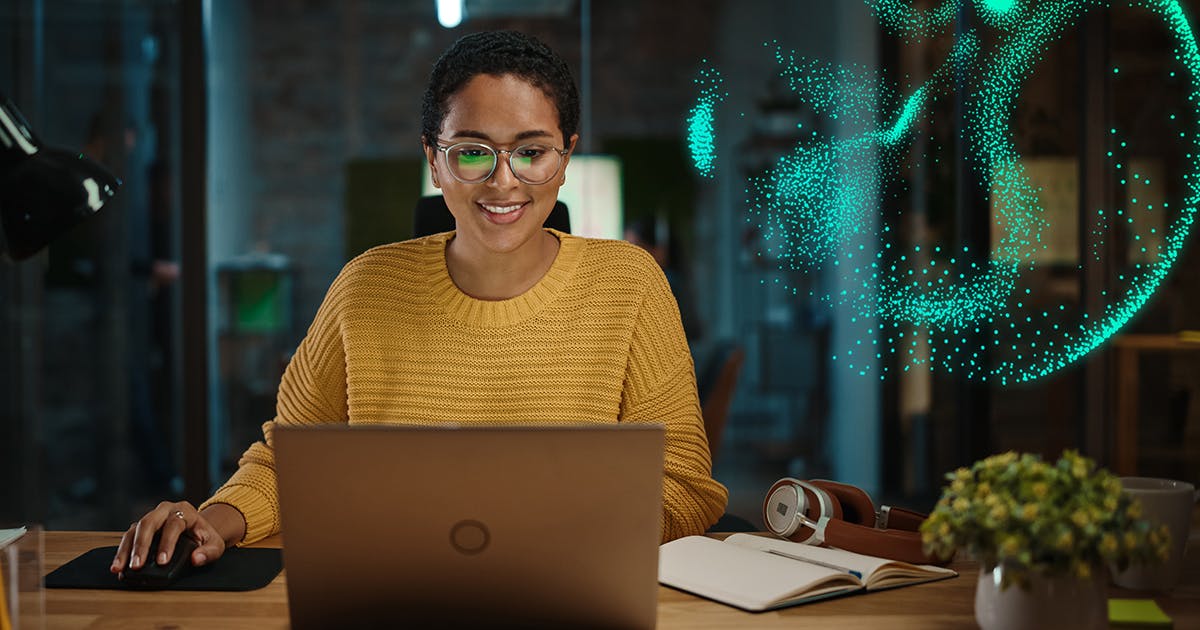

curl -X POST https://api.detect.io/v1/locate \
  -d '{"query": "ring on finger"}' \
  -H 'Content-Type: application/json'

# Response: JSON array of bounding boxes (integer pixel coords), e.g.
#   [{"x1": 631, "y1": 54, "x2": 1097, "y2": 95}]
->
[{"x1": 173, "y1": 510, "x2": 186, "y2": 522}]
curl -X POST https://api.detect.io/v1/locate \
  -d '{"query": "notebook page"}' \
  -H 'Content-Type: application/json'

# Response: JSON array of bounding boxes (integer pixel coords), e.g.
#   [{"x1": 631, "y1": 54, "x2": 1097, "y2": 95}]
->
[
  {"x1": 0, "y1": 527, "x2": 25, "y2": 549},
  {"x1": 659, "y1": 536, "x2": 860, "y2": 611},
  {"x1": 724, "y1": 532, "x2": 954, "y2": 588}
]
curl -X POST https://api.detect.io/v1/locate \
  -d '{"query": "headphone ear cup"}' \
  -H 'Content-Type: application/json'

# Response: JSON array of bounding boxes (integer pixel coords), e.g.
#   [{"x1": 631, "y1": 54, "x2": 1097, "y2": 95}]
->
[
  {"x1": 762, "y1": 479, "x2": 800, "y2": 537},
  {"x1": 762, "y1": 479, "x2": 832, "y2": 544},
  {"x1": 811, "y1": 480, "x2": 875, "y2": 527}
]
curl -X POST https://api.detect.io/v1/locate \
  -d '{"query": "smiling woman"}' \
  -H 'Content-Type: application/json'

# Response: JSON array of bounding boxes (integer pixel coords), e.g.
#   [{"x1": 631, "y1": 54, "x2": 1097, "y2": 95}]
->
[
  {"x1": 427, "y1": 73, "x2": 573, "y2": 299},
  {"x1": 419, "y1": 32, "x2": 582, "y2": 300},
  {"x1": 111, "y1": 30, "x2": 729, "y2": 577}
]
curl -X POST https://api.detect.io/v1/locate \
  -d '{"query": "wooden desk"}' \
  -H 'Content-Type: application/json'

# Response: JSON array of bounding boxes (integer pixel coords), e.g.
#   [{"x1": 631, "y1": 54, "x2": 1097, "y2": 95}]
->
[
  {"x1": 1112, "y1": 333, "x2": 1200, "y2": 475},
  {"x1": 38, "y1": 531, "x2": 1200, "y2": 629}
]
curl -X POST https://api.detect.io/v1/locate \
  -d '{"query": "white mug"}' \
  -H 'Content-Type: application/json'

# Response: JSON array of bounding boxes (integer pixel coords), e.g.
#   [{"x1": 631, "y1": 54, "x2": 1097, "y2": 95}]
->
[{"x1": 1111, "y1": 476, "x2": 1197, "y2": 591}]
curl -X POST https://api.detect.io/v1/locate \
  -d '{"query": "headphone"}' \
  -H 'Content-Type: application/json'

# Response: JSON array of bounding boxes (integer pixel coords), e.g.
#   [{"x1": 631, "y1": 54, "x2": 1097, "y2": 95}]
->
[{"x1": 761, "y1": 478, "x2": 949, "y2": 566}]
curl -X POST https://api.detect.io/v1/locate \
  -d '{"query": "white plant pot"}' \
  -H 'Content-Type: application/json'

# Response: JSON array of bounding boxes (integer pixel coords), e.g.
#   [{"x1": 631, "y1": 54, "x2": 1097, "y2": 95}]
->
[{"x1": 974, "y1": 564, "x2": 1107, "y2": 630}]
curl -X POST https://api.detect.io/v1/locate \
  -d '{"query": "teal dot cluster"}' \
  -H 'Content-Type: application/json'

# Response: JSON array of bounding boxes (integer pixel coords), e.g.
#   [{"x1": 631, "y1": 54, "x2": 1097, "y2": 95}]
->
[
  {"x1": 771, "y1": 42, "x2": 887, "y2": 130},
  {"x1": 870, "y1": 0, "x2": 959, "y2": 39},
  {"x1": 687, "y1": 63, "x2": 725, "y2": 179},
  {"x1": 689, "y1": 0, "x2": 1200, "y2": 383}
]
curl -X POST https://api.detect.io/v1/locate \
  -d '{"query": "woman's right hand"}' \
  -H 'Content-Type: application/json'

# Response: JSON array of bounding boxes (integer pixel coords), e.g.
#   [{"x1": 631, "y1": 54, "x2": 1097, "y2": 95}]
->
[{"x1": 110, "y1": 501, "x2": 231, "y2": 575}]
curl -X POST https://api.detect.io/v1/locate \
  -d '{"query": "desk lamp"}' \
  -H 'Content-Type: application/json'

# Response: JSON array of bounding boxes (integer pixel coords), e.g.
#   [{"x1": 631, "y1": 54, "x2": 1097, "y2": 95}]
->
[{"x1": 0, "y1": 92, "x2": 119, "y2": 262}]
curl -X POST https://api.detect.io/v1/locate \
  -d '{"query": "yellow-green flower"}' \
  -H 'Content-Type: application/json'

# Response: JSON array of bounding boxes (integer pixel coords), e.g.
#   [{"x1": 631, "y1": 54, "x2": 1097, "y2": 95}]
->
[
  {"x1": 1056, "y1": 530, "x2": 1075, "y2": 552},
  {"x1": 986, "y1": 452, "x2": 1018, "y2": 467},
  {"x1": 1152, "y1": 528, "x2": 1171, "y2": 560},
  {"x1": 1073, "y1": 561, "x2": 1092, "y2": 579},
  {"x1": 1148, "y1": 528, "x2": 1169, "y2": 550},
  {"x1": 1031, "y1": 482, "x2": 1048, "y2": 500},
  {"x1": 953, "y1": 497, "x2": 970, "y2": 513},
  {"x1": 1070, "y1": 455, "x2": 1090, "y2": 479},
  {"x1": 1000, "y1": 534, "x2": 1023, "y2": 557},
  {"x1": 1071, "y1": 509, "x2": 1091, "y2": 528},
  {"x1": 1020, "y1": 503, "x2": 1038, "y2": 521},
  {"x1": 953, "y1": 467, "x2": 971, "y2": 484},
  {"x1": 1099, "y1": 533, "x2": 1118, "y2": 556}
]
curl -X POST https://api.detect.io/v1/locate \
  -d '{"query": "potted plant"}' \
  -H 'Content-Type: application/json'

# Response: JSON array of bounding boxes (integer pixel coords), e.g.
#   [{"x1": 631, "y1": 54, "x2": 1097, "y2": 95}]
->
[{"x1": 920, "y1": 450, "x2": 1170, "y2": 630}]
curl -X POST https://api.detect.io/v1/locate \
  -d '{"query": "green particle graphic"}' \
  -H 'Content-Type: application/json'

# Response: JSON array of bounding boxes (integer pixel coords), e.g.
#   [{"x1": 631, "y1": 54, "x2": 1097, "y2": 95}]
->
[{"x1": 688, "y1": 0, "x2": 1200, "y2": 383}]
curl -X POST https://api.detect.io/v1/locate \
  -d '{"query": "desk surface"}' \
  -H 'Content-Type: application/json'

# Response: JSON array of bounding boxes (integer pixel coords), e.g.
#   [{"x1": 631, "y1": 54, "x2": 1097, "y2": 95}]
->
[{"x1": 38, "y1": 531, "x2": 1200, "y2": 629}]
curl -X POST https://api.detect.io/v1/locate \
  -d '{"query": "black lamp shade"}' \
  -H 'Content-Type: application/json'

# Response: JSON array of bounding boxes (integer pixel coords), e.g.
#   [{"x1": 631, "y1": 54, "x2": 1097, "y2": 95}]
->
[
  {"x1": 1, "y1": 149, "x2": 119, "y2": 260},
  {"x1": 0, "y1": 92, "x2": 119, "y2": 262}
]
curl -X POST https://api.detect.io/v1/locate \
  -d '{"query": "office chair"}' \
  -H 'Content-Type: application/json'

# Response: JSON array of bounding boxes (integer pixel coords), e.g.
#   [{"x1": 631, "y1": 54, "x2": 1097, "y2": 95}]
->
[
  {"x1": 697, "y1": 341, "x2": 746, "y2": 465},
  {"x1": 695, "y1": 343, "x2": 756, "y2": 535},
  {"x1": 412, "y1": 195, "x2": 571, "y2": 237}
]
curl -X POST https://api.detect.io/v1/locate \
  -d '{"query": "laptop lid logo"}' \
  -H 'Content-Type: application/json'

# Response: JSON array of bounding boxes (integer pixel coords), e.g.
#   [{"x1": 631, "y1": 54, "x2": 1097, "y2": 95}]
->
[{"x1": 449, "y1": 520, "x2": 491, "y2": 555}]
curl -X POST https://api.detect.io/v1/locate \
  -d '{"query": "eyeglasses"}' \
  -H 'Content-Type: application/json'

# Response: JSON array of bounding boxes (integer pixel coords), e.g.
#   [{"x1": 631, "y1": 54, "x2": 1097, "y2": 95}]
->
[{"x1": 435, "y1": 140, "x2": 569, "y2": 185}]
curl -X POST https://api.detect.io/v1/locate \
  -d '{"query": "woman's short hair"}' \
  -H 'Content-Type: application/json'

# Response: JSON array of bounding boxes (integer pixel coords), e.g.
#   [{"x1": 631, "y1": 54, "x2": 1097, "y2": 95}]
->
[{"x1": 421, "y1": 31, "x2": 580, "y2": 148}]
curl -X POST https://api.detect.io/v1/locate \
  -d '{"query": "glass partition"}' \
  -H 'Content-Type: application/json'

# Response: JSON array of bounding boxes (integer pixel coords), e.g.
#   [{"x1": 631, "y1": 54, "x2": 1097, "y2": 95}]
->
[{"x1": 0, "y1": 0, "x2": 185, "y2": 529}]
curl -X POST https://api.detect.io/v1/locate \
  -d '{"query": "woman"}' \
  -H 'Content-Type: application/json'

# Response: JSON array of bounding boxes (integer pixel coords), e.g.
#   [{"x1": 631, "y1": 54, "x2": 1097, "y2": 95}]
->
[{"x1": 113, "y1": 30, "x2": 727, "y2": 575}]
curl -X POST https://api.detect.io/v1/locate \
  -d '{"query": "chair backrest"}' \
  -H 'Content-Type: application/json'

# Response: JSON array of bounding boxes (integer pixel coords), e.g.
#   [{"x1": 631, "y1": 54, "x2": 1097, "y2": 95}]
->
[
  {"x1": 412, "y1": 195, "x2": 571, "y2": 237},
  {"x1": 698, "y1": 343, "x2": 746, "y2": 465}
]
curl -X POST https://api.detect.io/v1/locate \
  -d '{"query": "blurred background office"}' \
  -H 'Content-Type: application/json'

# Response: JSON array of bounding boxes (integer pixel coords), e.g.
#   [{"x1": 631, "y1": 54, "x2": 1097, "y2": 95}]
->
[{"x1": 3, "y1": 0, "x2": 1199, "y2": 530}]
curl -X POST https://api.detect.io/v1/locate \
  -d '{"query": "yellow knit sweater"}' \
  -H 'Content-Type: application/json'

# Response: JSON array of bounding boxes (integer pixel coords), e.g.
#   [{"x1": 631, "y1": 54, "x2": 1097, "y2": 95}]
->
[{"x1": 201, "y1": 229, "x2": 728, "y2": 544}]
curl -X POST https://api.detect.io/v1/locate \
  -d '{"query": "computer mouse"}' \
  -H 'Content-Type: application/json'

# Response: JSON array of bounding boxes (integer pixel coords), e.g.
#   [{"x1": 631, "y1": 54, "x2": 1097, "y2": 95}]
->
[{"x1": 120, "y1": 530, "x2": 199, "y2": 589}]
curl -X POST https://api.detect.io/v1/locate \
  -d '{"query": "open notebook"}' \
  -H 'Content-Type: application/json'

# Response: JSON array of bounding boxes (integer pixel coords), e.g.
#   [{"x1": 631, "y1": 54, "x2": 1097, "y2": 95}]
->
[{"x1": 659, "y1": 533, "x2": 957, "y2": 612}]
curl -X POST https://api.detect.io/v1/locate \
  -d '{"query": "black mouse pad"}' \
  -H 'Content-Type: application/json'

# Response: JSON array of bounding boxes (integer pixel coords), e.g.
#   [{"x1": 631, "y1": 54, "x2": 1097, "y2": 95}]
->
[{"x1": 44, "y1": 546, "x2": 282, "y2": 591}]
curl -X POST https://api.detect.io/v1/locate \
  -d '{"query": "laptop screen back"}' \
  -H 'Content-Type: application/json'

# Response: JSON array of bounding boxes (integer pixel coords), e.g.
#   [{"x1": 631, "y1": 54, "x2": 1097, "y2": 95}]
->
[{"x1": 275, "y1": 424, "x2": 664, "y2": 629}]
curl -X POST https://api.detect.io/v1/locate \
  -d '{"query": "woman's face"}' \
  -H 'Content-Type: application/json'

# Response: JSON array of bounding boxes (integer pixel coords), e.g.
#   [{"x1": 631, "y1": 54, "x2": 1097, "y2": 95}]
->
[{"x1": 425, "y1": 73, "x2": 577, "y2": 256}]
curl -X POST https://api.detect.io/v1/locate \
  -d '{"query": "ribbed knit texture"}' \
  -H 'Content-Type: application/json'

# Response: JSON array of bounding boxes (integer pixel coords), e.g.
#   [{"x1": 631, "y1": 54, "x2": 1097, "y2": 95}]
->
[{"x1": 201, "y1": 229, "x2": 729, "y2": 544}]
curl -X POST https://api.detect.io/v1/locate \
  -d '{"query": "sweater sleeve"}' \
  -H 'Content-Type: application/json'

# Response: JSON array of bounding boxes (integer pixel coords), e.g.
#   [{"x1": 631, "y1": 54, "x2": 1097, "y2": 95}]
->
[
  {"x1": 199, "y1": 271, "x2": 350, "y2": 545},
  {"x1": 620, "y1": 263, "x2": 729, "y2": 542}
]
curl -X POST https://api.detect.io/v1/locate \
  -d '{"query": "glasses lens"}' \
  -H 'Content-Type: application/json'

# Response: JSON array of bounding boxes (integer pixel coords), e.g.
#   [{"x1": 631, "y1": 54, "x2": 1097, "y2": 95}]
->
[
  {"x1": 446, "y1": 143, "x2": 496, "y2": 182},
  {"x1": 510, "y1": 144, "x2": 561, "y2": 184}
]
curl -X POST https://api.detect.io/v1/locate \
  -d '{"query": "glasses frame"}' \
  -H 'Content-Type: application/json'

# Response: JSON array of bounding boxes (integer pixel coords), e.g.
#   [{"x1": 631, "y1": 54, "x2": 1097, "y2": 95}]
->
[{"x1": 435, "y1": 139, "x2": 570, "y2": 185}]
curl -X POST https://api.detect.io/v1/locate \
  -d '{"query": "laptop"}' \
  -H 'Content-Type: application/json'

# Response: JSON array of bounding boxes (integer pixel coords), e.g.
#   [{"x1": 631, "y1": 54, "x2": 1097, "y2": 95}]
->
[{"x1": 275, "y1": 424, "x2": 665, "y2": 629}]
